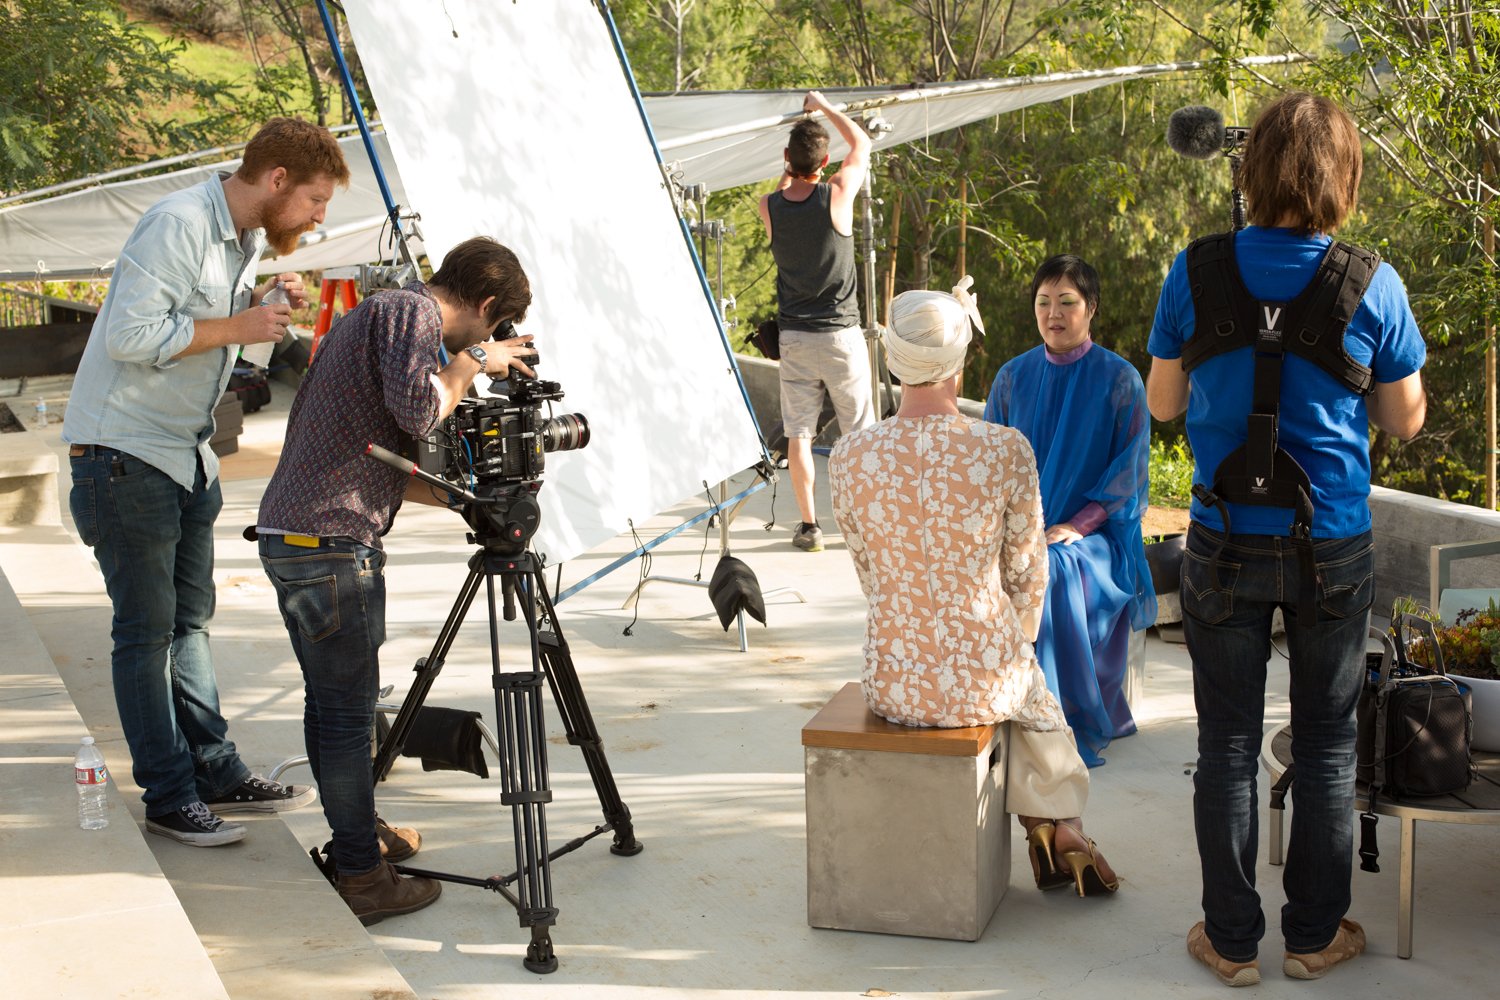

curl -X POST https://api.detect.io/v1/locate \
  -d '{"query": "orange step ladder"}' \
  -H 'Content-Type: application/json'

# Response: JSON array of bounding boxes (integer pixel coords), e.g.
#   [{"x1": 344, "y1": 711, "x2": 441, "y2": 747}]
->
[{"x1": 310, "y1": 276, "x2": 360, "y2": 361}]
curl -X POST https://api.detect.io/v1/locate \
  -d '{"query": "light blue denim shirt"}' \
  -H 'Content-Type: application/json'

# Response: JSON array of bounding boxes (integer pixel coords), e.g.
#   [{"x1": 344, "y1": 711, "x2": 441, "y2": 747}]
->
[{"x1": 63, "y1": 173, "x2": 266, "y2": 490}]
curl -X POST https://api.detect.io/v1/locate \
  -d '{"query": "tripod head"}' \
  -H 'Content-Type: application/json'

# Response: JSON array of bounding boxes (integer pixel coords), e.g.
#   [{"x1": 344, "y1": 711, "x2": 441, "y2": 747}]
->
[{"x1": 366, "y1": 442, "x2": 542, "y2": 554}]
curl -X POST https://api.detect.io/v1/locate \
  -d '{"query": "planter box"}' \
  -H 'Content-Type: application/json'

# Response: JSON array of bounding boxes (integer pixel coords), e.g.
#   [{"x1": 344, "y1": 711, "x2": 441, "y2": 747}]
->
[{"x1": 1462, "y1": 674, "x2": 1500, "y2": 753}]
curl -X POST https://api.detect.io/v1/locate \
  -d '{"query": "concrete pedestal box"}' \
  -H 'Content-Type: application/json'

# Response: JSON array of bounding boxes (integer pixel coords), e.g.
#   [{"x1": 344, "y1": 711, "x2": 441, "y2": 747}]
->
[{"x1": 802, "y1": 682, "x2": 1009, "y2": 941}]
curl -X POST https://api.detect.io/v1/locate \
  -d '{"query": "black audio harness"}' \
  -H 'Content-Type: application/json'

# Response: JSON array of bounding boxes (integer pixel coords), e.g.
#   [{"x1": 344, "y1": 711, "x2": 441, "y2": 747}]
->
[{"x1": 1181, "y1": 232, "x2": 1379, "y2": 620}]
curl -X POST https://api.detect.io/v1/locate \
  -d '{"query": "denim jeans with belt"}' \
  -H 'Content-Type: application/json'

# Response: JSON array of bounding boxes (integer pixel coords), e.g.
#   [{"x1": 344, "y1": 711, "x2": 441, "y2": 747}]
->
[
  {"x1": 1182, "y1": 523, "x2": 1373, "y2": 961},
  {"x1": 259, "y1": 534, "x2": 386, "y2": 876},
  {"x1": 68, "y1": 446, "x2": 248, "y2": 815}
]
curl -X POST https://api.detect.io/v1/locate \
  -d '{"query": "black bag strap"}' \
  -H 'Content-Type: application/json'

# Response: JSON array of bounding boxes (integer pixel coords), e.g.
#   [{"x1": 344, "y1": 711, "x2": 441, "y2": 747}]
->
[
  {"x1": 1359, "y1": 625, "x2": 1397, "y2": 873},
  {"x1": 1395, "y1": 612, "x2": 1448, "y2": 676},
  {"x1": 1269, "y1": 763, "x2": 1296, "y2": 812}
]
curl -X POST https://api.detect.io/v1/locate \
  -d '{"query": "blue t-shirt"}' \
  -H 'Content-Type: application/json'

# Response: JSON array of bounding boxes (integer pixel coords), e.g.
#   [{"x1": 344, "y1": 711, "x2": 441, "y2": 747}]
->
[{"x1": 1147, "y1": 226, "x2": 1426, "y2": 537}]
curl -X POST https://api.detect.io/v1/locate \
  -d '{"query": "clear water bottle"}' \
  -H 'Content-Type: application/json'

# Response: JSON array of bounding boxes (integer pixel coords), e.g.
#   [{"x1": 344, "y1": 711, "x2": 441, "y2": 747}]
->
[
  {"x1": 242, "y1": 280, "x2": 287, "y2": 368},
  {"x1": 74, "y1": 736, "x2": 108, "y2": 830},
  {"x1": 33, "y1": 397, "x2": 47, "y2": 429}
]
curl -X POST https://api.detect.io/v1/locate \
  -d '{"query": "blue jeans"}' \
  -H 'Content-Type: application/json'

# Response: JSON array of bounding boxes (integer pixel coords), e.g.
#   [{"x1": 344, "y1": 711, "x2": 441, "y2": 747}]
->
[
  {"x1": 259, "y1": 535, "x2": 386, "y2": 876},
  {"x1": 69, "y1": 447, "x2": 248, "y2": 815},
  {"x1": 1182, "y1": 524, "x2": 1373, "y2": 960}
]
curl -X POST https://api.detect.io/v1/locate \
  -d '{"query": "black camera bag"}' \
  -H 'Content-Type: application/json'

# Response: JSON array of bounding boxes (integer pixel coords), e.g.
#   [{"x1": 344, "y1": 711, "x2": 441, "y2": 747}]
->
[
  {"x1": 1356, "y1": 616, "x2": 1474, "y2": 797},
  {"x1": 1354, "y1": 617, "x2": 1475, "y2": 872}
]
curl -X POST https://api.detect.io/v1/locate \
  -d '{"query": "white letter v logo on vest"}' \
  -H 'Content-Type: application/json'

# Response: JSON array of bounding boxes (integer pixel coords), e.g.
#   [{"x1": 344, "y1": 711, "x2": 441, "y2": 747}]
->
[{"x1": 1262, "y1": 305, "x2": 1283, "y2": 331}]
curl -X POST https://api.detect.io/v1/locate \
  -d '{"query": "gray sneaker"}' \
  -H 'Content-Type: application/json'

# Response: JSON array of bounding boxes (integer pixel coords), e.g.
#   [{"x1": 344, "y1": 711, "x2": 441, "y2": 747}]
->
[
  {"x1": 146, "y1": 802, "x2": 246, "y2": 847},
  {"x1": 792, "y1": 522, "x2": 824, "y2": 552}
]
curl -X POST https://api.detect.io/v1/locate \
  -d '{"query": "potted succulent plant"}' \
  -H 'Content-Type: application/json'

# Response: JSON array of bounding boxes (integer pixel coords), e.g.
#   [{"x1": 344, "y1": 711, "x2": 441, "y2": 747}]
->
[{"x1": 1392, "y1": 596, "x2": 1500, "y2": 752}]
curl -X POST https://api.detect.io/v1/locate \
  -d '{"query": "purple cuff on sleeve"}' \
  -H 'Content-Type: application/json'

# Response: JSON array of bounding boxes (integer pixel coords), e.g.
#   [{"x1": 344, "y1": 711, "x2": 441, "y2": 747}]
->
[{"x1": 1069, "y1": 502, "x2": 1108, "y2": 536}]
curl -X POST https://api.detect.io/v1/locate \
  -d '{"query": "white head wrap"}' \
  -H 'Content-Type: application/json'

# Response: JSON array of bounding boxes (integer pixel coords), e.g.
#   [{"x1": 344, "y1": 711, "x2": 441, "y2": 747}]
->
[{"x1": 882, "y1": 275, "x2": 986, "y2": 385}]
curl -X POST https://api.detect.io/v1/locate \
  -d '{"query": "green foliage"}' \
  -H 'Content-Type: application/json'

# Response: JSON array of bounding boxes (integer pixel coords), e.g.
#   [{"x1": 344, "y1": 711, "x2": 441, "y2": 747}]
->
[
  {"x1": 0, "y1": 0, "x2": 240, "y2": 194},
  {"x1": 1149, "y1": 437, "x2": 1196, "y2": 508},
  {"x1": 16, "y1": 0, "x2": 1498, "y2": 513}
]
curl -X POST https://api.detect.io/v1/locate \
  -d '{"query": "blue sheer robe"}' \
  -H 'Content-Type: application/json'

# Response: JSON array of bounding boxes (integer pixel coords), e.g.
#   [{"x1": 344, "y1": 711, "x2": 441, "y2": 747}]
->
[{"x1": 984, "y1": 342, "x2": 1156, "y2": 766}]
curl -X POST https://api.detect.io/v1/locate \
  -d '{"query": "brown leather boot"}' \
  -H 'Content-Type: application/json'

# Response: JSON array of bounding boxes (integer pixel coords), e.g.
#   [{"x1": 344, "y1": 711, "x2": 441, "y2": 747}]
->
[
  {"x1": 376, "y1": 816, "x2": 421, "y2": 863},
  {"x1": 336, "y1": 860, "x2": 441, "y2": 925}
]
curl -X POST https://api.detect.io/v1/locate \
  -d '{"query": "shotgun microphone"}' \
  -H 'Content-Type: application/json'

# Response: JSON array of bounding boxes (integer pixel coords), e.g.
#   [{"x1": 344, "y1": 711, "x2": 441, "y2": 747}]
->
[{"x1": 1167, "y1": 106, "x2": 1248, "y2": 159}]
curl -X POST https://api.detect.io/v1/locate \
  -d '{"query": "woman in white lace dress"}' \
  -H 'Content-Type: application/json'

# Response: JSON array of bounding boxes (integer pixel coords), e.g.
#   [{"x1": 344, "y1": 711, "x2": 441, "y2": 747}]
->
[{"x1": 829, "y1": 280, "x2": 1119, "y2": 896}]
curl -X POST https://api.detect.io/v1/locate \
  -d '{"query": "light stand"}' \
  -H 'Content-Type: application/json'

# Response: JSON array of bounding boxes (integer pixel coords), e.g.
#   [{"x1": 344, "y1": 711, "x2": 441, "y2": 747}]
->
[
  {"x1": 621, "y1": 185, "x2": 805, "y2": 650},
  {"x1": 855, "y1": 114, "x2": 897, "y2": 420}
]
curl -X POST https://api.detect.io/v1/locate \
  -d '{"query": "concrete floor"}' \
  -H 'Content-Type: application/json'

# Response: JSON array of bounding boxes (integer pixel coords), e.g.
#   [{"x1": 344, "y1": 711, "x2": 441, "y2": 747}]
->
[{"x1": 4, "y1": 377, "x2": 1498, "y2": 999}]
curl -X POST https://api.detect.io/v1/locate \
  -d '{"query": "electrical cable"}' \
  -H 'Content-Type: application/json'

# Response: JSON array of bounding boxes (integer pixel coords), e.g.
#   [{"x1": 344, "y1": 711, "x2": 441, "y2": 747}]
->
[
  {"x1": 695, "y1": 480, "x2": 714, "y2": 580},
  {"x1": 622, "y1": 518, "x2": 651, "y2": 636}
]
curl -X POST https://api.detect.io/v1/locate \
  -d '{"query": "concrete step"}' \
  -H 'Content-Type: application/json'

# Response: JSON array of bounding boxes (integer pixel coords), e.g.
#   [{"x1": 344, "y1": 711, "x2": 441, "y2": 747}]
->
[
  {"x1": 0, "y1": 561, "x2": 228, "y2": 1000},
  {"x1": 0, "y1": 523, "x2": 418, "y2": 1000}
]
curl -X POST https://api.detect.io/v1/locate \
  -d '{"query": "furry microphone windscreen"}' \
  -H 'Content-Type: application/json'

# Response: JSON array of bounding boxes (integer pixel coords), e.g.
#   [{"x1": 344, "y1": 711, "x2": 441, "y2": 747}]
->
[{"x1": 1167, "y1": 105, "x2": 1227, "y2": 160}]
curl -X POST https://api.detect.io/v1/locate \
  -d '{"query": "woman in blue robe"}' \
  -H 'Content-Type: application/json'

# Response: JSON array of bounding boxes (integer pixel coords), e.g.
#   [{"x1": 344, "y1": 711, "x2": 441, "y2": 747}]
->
[{"x1": 984, "y1": 255, "x2": 1155, "y2": 766}]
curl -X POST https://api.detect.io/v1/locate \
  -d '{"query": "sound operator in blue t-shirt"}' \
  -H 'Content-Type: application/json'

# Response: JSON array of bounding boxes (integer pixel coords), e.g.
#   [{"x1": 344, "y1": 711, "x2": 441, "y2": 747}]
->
[{"x1": 1146, "y1": 93, "x2": 1426, "y2": 986}]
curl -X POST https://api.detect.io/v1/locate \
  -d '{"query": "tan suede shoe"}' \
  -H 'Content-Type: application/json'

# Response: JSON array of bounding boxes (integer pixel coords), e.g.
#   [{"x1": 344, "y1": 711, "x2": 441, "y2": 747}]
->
[
  {"x1": 1188, "y1": 921, "x2": 1261, "y2": 987},
  {"x1": 1283, "y1": 919, "x2": 1366, "y2": 980},
  {"x1": 376, "y1": 816, "x2": 421, "y2": 863}
]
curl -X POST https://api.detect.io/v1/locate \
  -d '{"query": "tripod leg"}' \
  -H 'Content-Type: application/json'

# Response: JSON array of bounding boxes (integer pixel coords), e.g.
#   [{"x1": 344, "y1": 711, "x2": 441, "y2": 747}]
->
[
  {"x1": 495, "y1": 669, "x2": 559, "y2": 973},
  {"x1": 529, "y1": 570, "x2": 642, "y2": 856}
]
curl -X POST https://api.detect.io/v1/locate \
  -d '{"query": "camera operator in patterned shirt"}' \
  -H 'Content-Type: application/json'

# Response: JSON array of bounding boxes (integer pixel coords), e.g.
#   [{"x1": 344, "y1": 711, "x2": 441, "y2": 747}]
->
[{"x1": 255, "y1": 236, "x2": 536, "y2": 925}]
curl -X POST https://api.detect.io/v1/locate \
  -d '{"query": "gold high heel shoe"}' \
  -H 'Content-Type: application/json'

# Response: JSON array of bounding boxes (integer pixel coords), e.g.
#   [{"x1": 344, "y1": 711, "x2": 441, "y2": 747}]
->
[
  {"x1": 1023, "y1": 821, "x2": 1073, "y2": 891},
  {"x1": 1055, "y1": 822, "x2": 1120, "y2": 897}
]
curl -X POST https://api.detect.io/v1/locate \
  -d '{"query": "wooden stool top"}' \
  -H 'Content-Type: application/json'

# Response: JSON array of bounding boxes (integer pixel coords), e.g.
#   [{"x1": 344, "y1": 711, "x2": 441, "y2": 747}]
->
[{"x1": 801, "y1": 682, "x2": 999, "y2": 758}]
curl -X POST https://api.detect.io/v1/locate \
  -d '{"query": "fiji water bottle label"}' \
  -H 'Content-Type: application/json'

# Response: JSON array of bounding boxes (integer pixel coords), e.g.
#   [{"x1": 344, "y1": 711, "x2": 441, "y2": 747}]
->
[{"x1": 75, "y1": 765, "x2": 108, "y2": 785}]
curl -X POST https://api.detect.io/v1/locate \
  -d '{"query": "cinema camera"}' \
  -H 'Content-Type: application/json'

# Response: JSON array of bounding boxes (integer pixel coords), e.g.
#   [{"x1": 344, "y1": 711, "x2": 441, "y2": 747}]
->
[{"x1": 373, "y1": 322, "x2": 589, "y2": 553}]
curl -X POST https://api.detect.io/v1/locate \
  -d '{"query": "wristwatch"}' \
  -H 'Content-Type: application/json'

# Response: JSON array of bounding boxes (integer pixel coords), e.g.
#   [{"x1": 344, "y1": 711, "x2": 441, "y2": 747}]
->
[{"x1": 464, "y1": 345, "x2": 487, "y2": 373}]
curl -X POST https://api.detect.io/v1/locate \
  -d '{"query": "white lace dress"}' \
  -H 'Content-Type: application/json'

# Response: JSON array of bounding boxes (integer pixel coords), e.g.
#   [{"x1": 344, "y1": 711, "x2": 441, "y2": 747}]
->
[{"x1": 829, "y1": 414, "x2": 1070, "y2": 733}]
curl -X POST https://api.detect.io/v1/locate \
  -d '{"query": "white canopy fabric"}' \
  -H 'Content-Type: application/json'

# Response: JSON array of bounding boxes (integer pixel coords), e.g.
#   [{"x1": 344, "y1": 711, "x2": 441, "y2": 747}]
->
[
  {"x1": 0, "y1": 55, "x2": 1300, "y2": 283},
  {"x1": 0, "y1": 132, "x2": 419, "y2": 282},
  {"x1": 648, "y1": 55, "x2": 1302, "y2": 193}
]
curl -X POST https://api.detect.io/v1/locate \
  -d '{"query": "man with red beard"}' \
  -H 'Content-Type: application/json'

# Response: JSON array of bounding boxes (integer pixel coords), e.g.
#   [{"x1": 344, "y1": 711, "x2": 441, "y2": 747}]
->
[{"x1": 62, "y1": 117, "x2": 349, "y2": 847}]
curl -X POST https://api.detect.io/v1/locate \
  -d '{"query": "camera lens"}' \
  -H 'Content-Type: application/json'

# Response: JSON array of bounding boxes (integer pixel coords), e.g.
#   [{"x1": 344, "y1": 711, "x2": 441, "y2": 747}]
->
[{"x1": 538, "y1": 413, "x2": 589, "y2": 453}]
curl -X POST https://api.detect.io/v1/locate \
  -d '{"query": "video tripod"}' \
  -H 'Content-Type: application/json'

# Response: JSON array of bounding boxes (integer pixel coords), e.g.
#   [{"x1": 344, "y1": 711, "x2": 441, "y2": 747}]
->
[{"x1": 367, "y1": 450, "x2": 641, "y2": 974}]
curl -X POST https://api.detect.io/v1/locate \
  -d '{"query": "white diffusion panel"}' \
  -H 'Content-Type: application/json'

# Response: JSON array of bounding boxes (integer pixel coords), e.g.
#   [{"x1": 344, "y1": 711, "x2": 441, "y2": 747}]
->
[{"x1": 342, "y1": 1, "x2": 763, "y2": 563}]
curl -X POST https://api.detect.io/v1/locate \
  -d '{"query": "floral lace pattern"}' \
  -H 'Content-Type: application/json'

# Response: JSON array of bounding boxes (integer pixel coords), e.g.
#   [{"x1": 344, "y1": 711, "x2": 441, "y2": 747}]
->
[{"x1": 830, "y1": 414, "x2": 1068, "y2": 731}]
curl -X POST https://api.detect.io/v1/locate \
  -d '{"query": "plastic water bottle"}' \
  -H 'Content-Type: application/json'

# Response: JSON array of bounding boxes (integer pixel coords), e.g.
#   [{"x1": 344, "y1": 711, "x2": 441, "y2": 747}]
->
[
  {"x1": 242, "y1": 281, "x2": 287, "y2": 368},
  {"x1": 74, "y1": 736, "x2": 108, "y2": 830},
  {"x1": 33, "y1": 397, "x2": 47, "y2": 429}
]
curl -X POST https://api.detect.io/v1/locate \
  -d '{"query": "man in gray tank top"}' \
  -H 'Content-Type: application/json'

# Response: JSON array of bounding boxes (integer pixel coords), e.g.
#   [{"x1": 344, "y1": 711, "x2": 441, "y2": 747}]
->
[{"x1": 758, "y1": 90, "x2": 876, "y2": 552}]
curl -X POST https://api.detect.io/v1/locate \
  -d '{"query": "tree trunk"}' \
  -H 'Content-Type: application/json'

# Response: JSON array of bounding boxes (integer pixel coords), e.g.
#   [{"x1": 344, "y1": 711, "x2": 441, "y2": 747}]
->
[
  {"x1": 1486, "y1": 204, "x2": 1496, "y2": 509},
  {"x1": 911, "y1": 218, "x2": 933, "y2": 291}
]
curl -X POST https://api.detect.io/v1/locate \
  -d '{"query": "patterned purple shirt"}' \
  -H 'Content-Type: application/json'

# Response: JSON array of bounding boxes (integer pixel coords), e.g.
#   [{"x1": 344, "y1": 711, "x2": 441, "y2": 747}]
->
[{"x1": 258, "y1": 282, "x2": 444, "y2": 547}]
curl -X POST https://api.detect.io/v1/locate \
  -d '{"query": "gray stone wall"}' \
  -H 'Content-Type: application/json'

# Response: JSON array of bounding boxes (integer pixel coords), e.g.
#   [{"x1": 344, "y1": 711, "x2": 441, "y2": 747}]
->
[{"x1": 1369, "y1": 484, "x2": 1500, "y2": 616}]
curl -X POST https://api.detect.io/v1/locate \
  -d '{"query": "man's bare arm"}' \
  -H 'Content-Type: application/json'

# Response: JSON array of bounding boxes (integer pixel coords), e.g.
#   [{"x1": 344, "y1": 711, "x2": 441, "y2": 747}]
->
[
  {"x1": 1147, "y1": 356, "x2": 1189, "y2": 421},
  {"x1": 175, "y1": 307, "x2": 290, "y2": 360},
  {"x1": 1368, "y1": 371, "x2": 1426, "y2": 441}
]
